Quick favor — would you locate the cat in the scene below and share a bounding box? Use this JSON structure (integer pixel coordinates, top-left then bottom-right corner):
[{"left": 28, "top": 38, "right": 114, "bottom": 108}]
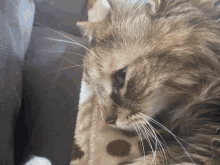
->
[{"left": 77, "top": 0, "right": 220, "bottom": 164}]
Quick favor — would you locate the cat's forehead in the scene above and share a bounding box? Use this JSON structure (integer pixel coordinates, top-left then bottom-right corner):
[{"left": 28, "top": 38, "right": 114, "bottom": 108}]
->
[
  {"left": 99, "top": 45, "right": 145, "bottom": 73},
  {"left": 105, "top": 53, "right": 127, "bottom": 71}
]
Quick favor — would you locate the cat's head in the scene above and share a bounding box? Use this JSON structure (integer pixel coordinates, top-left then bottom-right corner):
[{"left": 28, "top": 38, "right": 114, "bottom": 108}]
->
[{"left": 78, "top": 0, "right": 220, "bottom": 131}]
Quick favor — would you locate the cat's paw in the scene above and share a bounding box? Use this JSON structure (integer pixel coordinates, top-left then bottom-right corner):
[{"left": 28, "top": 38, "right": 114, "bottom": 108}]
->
[{"left": 24, "top": 156, "right": 52, "bottom": 165}]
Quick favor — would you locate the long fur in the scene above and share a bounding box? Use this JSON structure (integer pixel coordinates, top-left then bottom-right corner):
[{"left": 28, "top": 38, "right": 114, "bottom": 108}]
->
[{"left": 80, "top": 0, "right": 220, "bottom": 164}]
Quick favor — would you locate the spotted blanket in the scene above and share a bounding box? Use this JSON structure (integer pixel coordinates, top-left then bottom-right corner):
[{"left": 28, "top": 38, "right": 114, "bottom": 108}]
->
[{"left": 70, "top": 81, "right": 142, "bottom": 165}]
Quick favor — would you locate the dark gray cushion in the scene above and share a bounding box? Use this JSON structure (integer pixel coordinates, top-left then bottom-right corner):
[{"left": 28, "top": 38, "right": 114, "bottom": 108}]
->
[
  {"left": 0, "top": 0, "right": 88, "bottom": 164},
  {"left": 33, "top": 0, "right": 88, "bottom": 35},
  {"left": 0, "top": 0, "right": 35, "bottom": 164},
  {"left": 19, "top": 27, "right": 88, "bottom": 164}
]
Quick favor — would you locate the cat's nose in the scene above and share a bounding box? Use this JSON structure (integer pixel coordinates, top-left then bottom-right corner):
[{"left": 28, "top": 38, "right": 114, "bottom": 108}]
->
[{"left": 104, "top": 115, "right": 117, "bottom": 125}]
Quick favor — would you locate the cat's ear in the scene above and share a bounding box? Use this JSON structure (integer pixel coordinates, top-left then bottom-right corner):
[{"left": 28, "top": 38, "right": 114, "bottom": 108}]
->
[
  {"left": 77, "top": 21, "right": 97, "bottom": 42},
  {"left": 149, "top": 0, "right": 162, "bottom": 13}
]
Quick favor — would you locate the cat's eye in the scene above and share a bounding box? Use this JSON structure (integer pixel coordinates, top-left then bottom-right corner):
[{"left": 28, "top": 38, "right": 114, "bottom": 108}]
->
[{"left": 113, "top": 66, "right": 127, "bottom": 90}]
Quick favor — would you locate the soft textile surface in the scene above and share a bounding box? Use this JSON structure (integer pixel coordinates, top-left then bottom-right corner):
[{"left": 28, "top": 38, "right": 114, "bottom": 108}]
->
[
  {"left": 33, "top": 0, "right": 88, "bottom": 34},
  {"left": 22, "top": 26, "right": 87, "bottom": 164},
  {"left": 0, "top": 0, "right": 35, "bottom": 164},
  {"left": 70, "top": 82, "right": 142, "bottom": 165},
  {"left": 0, "top": 0, "right": 88, "bottom": 164}
]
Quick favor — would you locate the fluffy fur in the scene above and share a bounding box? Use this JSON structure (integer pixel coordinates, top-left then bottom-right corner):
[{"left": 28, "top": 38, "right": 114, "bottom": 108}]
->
[{"left": 74, "top": 0, "right": 220, "bottom": 164}]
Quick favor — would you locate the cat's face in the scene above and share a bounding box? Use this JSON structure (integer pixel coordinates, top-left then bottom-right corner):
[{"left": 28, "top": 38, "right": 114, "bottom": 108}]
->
[
  {"left": 84, "top": 41, "right": 188, "bottom": 131},
  {"left": 80, "top": 0, "right": 220, "bottom": 131}
]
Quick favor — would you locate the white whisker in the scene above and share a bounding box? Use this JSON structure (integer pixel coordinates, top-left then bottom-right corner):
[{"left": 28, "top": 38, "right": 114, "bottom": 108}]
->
[
  {"left": 56, "top": 55, "right": 83, "bottom": 72},
  {"left": 35, "top": 23, "right": 91, "bottom": 52},
  {"left": 132, "top": 122, "right": 146, "bottom": 160},
  {"left": 144, "top": 120, "right": 168, "bottom": 165},
  {"left": 139, "top": 119, "right": 167, "bottom": 165},
  {"left": 138, "top": 113, "right": 195, "bottom": 164},
  {"left": 45, "top": 37, "right": 83, "bottom": 46},
  {"left": 39, "top": 50, "right": 85, "bottom": 57},
  {"left": 58, "top": 65, "right": 83, "bottom": 72},
  {"left": 35, "top": 23, "right": 102, "bottom": 65},
  {"left": 61, "top": 56, "right": 83, "bottom": 68},
  {"left": 138, "top": 122, "right": 158, "bottom": 165},
  {"left": 44, "top": 37, "right": 101, "bottom": 64},
  {"left": 137, "top": 113, "right": 169, "bottom": 159},
  {"left": 37, "top": 49, "right": 84, "bottom": 72}
]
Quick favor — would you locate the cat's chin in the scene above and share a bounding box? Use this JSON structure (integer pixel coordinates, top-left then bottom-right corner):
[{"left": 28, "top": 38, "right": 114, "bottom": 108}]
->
[{"left": 110, "top": 120, "right": 135, "bottom": 131}]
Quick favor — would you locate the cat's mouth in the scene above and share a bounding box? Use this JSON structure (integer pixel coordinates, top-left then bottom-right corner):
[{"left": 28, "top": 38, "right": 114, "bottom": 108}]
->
[
  {"left": 106, "top": 113, "right": 148, "bottom": 131},
  {"left": 114, "top": 120, "right": 135, "bottom": 131},
  {"left": 102, "top": 114, "right": 137, "bottom": 131}
]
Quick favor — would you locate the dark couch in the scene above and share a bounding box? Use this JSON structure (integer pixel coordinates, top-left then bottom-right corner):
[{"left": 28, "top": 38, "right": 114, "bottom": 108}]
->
[{"left": 0, "top": 0, "right": 88, "bottom": 164}]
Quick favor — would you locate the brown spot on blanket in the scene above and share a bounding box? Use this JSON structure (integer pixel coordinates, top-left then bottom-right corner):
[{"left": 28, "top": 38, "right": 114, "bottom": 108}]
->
[{"left": 107, "top": 140, "right": 131, "bottom": 157}]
